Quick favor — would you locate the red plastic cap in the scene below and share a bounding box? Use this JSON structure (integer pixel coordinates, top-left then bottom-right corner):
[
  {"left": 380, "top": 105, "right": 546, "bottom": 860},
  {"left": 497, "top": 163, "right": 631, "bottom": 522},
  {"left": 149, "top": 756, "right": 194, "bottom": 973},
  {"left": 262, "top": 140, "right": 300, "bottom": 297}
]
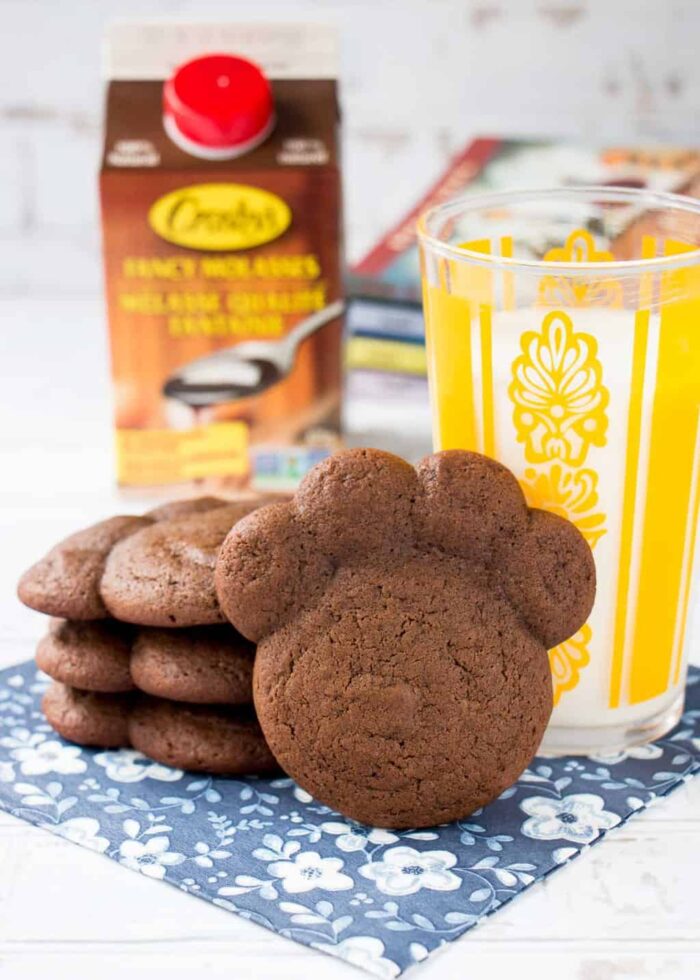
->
[{"left": 164, "top": 54, "right": 274, "bottom": 153}]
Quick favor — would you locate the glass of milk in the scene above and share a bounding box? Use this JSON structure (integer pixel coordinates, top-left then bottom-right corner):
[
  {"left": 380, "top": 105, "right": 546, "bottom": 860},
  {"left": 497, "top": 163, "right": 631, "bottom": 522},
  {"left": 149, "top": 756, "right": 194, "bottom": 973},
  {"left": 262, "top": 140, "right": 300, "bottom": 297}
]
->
[{"left": 418, "top": 187, "right": 700, "bottom": 754}]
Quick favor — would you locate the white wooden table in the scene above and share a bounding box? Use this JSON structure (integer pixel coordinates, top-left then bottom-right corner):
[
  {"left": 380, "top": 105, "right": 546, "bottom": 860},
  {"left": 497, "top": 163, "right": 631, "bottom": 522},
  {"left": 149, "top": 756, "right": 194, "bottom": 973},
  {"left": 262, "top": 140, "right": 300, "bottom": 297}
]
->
[{"left": 1, "top": 298, "right": 698, "bottom": 980}]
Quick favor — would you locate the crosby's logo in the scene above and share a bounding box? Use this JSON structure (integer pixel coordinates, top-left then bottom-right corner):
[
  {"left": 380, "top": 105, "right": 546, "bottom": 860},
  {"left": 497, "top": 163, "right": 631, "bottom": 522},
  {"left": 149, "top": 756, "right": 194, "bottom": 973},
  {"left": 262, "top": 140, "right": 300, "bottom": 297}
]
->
[{"left": 148, "top": 183, "right": 292, "bottom": 251}]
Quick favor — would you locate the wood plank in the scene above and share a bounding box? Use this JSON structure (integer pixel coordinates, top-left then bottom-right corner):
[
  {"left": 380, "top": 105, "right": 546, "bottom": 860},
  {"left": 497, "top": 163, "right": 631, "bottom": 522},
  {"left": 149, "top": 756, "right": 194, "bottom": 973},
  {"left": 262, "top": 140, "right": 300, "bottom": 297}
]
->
[
  {"left": 0, "top": 946, "right": 700, "bottom": 980},
  {"left": 0, "top": 809, "right": 697, "bottom": 947}
]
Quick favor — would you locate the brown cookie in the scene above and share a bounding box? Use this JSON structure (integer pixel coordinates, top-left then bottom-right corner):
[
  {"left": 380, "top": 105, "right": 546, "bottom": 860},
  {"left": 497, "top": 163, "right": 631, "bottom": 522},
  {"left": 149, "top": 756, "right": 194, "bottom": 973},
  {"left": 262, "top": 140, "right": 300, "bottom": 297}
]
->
[
  {"left": 18, "top": 515, "right": 152, "bottom": 620},
  {"left": 145, "top": 496, "right": 228, "bottom": 521},
  {"left": 42, "top": 682, "right": 277, "bottom": 775},
  {"left": 36, "top": 618, "right": 135, "bottom": 693},
  {"left": 36, "top": 619, "right": 254, "bottom": 704},
  {"left": 131, "top": 626, "right": 254, "bottom": 704},
  {"left": 43, "top": 682, "right": 131, "bottom": 747},
  {"left": 100, "top": 501, "right": 271, "bottom": 627},
  {"left": 129, "top": 698, "right": 278, "bottom": 775},
  {"left": 216, "top": 448, "right": 595, "bottom": 828}
]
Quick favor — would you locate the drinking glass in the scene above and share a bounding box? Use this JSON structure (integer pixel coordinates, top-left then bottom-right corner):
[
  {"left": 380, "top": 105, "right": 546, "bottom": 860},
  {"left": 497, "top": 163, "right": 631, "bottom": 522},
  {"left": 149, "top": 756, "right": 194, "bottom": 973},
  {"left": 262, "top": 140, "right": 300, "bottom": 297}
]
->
[{"left": 418, "top": 187, "right": 700, "bottom": 753}]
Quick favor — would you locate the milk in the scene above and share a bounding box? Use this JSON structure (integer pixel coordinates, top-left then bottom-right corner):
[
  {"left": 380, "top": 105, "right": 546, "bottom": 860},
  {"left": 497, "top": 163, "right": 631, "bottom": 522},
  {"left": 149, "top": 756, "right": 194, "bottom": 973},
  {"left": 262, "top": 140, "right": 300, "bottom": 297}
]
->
[{"left": 424, "top": 295, "right": 699, "bottom": 751}]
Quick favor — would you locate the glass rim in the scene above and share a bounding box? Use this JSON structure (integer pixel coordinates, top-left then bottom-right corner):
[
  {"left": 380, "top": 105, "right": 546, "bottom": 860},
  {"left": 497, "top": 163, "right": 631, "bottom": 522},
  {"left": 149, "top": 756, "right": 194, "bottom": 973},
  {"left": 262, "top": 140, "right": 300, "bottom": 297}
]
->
[{"left": 417, "top": 185, "right": 700, "bottom": 276}]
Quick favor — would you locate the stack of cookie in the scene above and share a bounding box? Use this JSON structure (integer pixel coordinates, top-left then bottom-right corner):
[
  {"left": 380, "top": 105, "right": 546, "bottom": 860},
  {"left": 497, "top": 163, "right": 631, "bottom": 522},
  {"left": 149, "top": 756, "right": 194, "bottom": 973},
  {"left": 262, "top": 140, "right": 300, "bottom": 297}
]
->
[{"left": 17, "top": 496, "right": 279, "bottom": 775}]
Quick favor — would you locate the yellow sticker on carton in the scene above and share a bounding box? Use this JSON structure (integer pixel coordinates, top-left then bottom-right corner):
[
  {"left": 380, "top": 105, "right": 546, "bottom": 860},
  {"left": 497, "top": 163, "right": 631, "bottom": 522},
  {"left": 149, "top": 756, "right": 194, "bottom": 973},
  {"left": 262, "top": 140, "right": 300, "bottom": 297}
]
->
[
  {"left": 148, "top": 183, "right": 292, "bottom": 252},
  {"left": 116, "top": 422, "right": 249, "bottom": 486}
]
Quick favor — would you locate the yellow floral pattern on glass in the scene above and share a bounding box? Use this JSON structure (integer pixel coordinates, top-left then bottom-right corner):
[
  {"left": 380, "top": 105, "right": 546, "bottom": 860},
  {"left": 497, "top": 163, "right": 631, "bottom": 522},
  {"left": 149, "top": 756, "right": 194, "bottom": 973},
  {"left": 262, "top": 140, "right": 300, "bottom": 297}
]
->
[
  {"left": 509, "top": 310, "right": 610, "bottom": 466},
  {"left": 521, "top": 464, "right": 606, "bottom": 550},
  {"left": 549, "top": 625, "right": 593, "bottom": 707},
  {"left": 539, "top": 229, "right": 623, "bottom": 308},
  {"left": 509, "top": 232, "right": 616, "bottom": 705}
]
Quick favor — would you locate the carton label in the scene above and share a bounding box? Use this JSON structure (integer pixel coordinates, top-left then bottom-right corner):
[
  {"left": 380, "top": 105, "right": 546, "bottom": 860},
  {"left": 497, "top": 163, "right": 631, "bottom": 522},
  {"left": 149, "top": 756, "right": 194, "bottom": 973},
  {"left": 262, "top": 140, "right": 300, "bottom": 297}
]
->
[
  {"left": 116, "top": 422, "right": 249, "bottom": 485},
  {"left": 147, "top": 182, "right": 292, "bottom": 251}
]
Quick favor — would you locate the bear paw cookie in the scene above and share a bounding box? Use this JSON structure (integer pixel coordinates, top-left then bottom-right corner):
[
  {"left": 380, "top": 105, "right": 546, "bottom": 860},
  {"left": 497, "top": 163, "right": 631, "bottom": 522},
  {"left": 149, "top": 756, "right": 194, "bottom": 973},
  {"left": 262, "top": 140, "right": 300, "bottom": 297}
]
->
[{"left": 215, "top": 448, "right": 595, "bottom": 828}]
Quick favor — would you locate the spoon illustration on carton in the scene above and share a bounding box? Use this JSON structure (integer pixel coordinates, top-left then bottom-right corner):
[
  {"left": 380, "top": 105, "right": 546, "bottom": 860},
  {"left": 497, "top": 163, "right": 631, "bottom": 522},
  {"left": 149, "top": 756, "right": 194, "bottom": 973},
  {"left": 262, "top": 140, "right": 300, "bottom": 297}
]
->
[{"left": 163, "top": 300, "right": 344, "bottom": 408}]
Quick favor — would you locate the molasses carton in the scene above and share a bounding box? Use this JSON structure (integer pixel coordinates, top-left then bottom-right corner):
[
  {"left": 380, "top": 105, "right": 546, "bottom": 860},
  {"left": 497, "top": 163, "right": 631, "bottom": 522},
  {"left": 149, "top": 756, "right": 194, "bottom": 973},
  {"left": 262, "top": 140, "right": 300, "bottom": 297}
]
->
[{"left": 100, "top": 23, "right": 343, "bottom": 491}]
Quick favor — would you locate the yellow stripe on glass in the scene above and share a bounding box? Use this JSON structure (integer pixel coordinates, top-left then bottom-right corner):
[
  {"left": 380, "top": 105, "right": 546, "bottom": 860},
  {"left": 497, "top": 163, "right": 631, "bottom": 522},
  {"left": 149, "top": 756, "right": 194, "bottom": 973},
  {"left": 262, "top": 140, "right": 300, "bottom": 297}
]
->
[
  {"left": 458, "top": 239, "right": 499, "bottom": 457},
  {"left": 422, "top": 262, "right": 477, "bottom": 451},
  {"left": 608, "top": 236, "right": 656, "bottom": 708},
  {"left": 479, "top": 306, "right": 495, "bottom": 457},
  {"left": 422, "top": 241, "right": 495, "bottom": 452},
  {"left": 628, "top": 245, "right": 700, "bottom": 704},
  {"left": 673, "top": 411, "right": 700, "bottom": 686}
]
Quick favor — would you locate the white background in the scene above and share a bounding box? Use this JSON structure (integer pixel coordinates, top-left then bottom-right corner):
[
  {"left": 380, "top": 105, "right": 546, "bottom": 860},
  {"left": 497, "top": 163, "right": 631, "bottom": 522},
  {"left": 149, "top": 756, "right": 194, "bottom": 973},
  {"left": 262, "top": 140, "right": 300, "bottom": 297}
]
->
[
  {"left": 1, "top": 2, "right": 700, "bottom": 978},
  {"left": 1, "top": 0, "right": 700, "bottom": 295}
]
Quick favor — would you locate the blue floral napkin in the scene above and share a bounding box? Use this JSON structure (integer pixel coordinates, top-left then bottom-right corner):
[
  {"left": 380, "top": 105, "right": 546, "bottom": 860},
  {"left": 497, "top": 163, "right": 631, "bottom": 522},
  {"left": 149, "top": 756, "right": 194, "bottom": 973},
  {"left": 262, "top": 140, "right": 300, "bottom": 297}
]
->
[{"left": 1, "top": 661, "right": 698, "bottom": 977}]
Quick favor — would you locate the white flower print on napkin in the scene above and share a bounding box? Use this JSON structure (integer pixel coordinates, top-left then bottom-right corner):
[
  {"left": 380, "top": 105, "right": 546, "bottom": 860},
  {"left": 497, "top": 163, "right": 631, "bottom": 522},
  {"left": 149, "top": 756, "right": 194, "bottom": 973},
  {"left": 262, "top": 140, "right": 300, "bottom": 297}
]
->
[
  {"left": 119, "top": 835, "right": 186, "bottom": 879},
  {"left": 94, "top": 749, "right": 182, "bottom": 783},
  {"left": 320, "top": 822, "right": 400, "bottom": 852},
  {"left": 359, "top": 847, "right": 461, "bottom": 896},
  {"left": 268, "top": 850, "right": 354, "bottom": 894},
  {"left": 11, "top": 739, "right": 86, "bottom": 777},
  {"left": 520, "top": 793, "right": 620, "bottom": 844},
  {"left": 589, "top": 743, "right": 663, "bottom": 765},
  {"left": 52, "top": 816, "right": 109, "bottom": 853}
]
